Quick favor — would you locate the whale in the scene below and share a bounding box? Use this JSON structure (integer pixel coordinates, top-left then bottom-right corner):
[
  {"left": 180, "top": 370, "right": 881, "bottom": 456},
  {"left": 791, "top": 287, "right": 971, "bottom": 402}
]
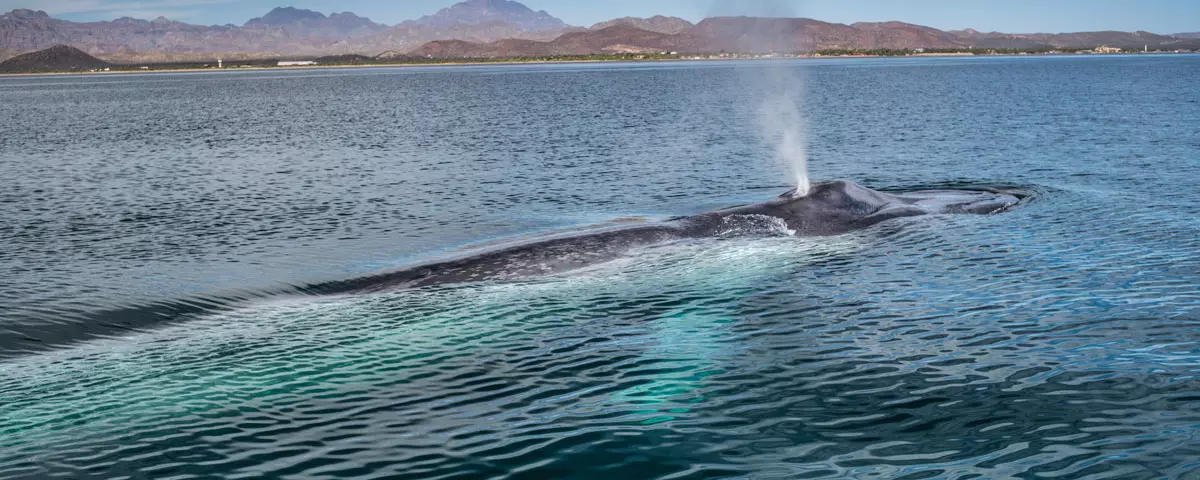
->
[
  {"left": 0, "top": 180, "right": 1021, "bottom": 358},
  {"left": 309, "top": 180, "right": 1021, "bottom": 294}
]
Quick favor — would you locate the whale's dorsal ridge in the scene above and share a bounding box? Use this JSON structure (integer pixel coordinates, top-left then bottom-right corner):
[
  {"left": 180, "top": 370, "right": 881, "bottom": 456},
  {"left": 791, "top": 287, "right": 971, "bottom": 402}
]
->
[{"left": 327, "top": 180, "right": 1019, "bottom": 292}]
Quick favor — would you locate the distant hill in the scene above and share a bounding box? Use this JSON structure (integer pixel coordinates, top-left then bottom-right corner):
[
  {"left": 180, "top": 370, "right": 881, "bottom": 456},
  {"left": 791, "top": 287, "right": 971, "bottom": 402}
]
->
[
  {"left": 409, "top": 24, "right": 697, "bottom": 58},
  {"left": 951, "top": 29, "right": 1197, "bottom": 50},
  {"left": 590, "top": 16, "right": 694, "bottom": 35},
  {"left": 243, "top": 7, "right": 386, "bottom": 39},
  {"left": 0, "top": 1, "right": 1197, "bottom": 62},
  {"left": 948, "top": 30, "right": 1053, "bottom": 49},
  {"left": 366, "top": 21, "right": 577, "bottom": 58},
  {"left": 0, "top": 3, "right": 574, "bottom": 60},
  {"left": 409, "top": 0, "right": 567, "bottom": 31},
  {"left": 411, "top": 17, "right": 986, "bottom": 59},
  {"left": 849, "top": 21, "right": 965, "bottom": 49},
  {"left": 0, "top": 8, "right": 322, "bottom": 59},
  {"left": 362, "top": 0, "right": 578, "bottom": 55},
  {"left": 684, "top": 17, "right": 967, "bottom": 52},
  {"left": 1170, "top": 32, "right": 1200, "bottom": 39},
  {"left": 0, "top": 44, "right": 110, "bottom": 73},
  {"left": 246, "top": 6, "right": 325, "bottom": 26}
]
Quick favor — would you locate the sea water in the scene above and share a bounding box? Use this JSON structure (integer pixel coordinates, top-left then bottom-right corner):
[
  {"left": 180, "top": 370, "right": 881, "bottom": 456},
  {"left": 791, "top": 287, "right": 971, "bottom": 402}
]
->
[{"left": 1, "top": 56, "right": 1198, "bottom": 479}]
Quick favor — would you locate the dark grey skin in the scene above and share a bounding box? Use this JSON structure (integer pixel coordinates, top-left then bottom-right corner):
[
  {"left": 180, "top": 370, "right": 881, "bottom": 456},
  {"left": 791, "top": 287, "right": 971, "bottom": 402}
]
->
[
  {"left": 0, "top": 180, "right": 1021, "bottom": 357},
  {"left": 316, "top": 180, "right": 1020, "bottom": 293}
]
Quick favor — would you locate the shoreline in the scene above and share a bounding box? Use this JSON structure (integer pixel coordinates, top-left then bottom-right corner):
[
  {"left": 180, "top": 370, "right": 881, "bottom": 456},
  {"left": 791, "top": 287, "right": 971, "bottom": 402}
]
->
[
  {"left": 0, "top": 58, "right": 686, "bottom": 77},
  {"left": 1, "top": 51, "right": 1193, "bottom": 78}
]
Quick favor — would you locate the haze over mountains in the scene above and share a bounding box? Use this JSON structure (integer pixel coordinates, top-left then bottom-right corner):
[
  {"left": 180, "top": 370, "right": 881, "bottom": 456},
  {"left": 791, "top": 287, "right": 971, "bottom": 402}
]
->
[{"left": 2, "top": 0, "right": 1198, "bottom": 63}]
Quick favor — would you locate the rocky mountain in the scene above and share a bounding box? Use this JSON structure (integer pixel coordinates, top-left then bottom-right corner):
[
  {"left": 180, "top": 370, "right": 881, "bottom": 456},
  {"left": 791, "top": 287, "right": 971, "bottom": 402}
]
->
[
  {"left": 590, "top": 16, "right": 693, "bottom": 35},
  {"left": 0, "top": 2, "right": 576, "bottom": 61},
  {"left": 409, "top": 24, "right": 698, "bottom": 58},
  {"left": 687, "top": 17, "right": 846, "bottom": 52},
  {"left": 690, "top": 17, "right": 974, "bottom": 52},
  {"left": 409, "top": 0, "right": 567, "bottom": 31},
  {"left": 1174, "top": 32, "right": 1200, "bottom": 39},
  {"left": 411, "top": 17, "right": 972, "bottom": 59},
  {"left": 0, "top": 44, "right": 109, "bottom": 73},
  {"left": 947, "top": 30, "right": 1053, "bottom": 49},
  {"left": 407, "top": 15, "right": 1200, "bottom": 59},
  {"left": 849, "top": 21, "right": 965, "bottom": 49},
  {"left": 953, "top": 29, "right": 1193, "bottom": 50},
  {"left": 334, "top": 0, "right": 584, "bottom": 55},
  {"left": 0, "top": 8, "right": 330, "bottom": 59},
  {"left": 243, "top": 7, "right": 386, "bottom": 39},
  {"left": 365, "top": 21, "right": 576, "bottom": 58},
  {"left": 246, "top": 6, "right": 325, "bottom": 26},
  {"left": 0, "top": 1, "right": 1196, "bottom": 63}
]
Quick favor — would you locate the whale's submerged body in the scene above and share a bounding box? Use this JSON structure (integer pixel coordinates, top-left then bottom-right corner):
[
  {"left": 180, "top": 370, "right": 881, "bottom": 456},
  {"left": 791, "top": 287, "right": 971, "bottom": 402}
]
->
[
  {"left": 0, "top": 180, "right": 1023, "bottom": 357},
  {"left": 313, "top": 180, "right": 1021, "bottom": 294}
]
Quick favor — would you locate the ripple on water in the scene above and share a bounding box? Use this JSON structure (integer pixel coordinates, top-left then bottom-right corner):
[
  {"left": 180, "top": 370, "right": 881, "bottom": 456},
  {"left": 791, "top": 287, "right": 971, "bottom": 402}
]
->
[
  {"left": 1, "top": 227, "right": 1198, "bottom": 478},
  {"left": 2, "top": 57, "right": 1200, "bottom": 479}
]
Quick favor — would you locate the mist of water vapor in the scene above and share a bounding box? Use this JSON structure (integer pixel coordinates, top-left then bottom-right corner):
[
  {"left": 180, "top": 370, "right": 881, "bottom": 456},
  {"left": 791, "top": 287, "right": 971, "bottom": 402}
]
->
[
  {"left": 709, "top": 0, "right": 812, "bottom": 196},
  {"left": 758, "top": 86, "right": 810, "bottom": 196}
]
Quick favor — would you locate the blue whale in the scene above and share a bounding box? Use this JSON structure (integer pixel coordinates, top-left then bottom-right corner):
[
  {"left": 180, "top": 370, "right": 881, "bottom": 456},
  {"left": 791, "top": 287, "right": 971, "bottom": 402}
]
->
[
  {"left": 0, "top": 180, "right": 1020, "bottom": 357},
  {"left": 317, "top": 180, "right": 1021, "bottom": 293}
]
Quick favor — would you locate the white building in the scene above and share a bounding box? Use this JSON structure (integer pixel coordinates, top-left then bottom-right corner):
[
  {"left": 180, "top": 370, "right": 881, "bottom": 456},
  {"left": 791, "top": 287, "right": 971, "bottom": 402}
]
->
[{"left": 278, "top": 60, "right": 318, "bottom": 67}]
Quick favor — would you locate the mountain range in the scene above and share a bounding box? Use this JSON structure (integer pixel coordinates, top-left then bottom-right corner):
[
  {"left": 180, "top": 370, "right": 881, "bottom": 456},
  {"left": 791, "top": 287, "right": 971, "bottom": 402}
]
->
[{"left": 2, "top": 0, "right": 1198, "bottom": 63}]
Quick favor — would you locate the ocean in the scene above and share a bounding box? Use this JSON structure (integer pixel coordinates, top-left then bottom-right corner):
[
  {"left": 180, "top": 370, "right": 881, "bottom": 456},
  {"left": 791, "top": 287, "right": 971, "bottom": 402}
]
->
[{"left": 1, "top": 55, "right": 1197, "bottom": 479}]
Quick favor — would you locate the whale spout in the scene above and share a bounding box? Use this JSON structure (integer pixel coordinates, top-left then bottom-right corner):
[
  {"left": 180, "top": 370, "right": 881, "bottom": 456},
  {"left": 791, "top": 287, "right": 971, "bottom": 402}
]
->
[{"left": 778, "top": 186, "right": 808, "bottom": 199}]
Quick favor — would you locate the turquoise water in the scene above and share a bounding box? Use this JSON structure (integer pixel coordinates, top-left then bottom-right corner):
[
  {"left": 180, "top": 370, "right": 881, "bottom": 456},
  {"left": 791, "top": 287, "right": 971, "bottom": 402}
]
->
[{"left": 1, "top": 56, "right": 1198, "bottom": 478}]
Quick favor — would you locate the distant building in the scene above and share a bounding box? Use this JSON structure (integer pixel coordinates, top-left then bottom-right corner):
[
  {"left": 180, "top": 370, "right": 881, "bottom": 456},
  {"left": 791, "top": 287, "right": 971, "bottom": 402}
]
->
[
  {"left": 1094, "top": 45, "right": 1122, "bottom": 54},
  {"left": 278, "top": 60, "right": 317, "bottom": 67}
]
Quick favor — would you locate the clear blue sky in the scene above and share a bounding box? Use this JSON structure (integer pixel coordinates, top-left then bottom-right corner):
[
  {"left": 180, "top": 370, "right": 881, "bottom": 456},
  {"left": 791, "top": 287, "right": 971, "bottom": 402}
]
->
[{"left": 7, "top": 0, "right": 1198, "bottom": 34}]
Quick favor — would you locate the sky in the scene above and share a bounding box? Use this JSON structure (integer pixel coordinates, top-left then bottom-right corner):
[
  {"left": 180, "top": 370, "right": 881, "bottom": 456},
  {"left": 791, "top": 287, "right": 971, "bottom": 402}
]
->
[{"left": 5, "top": 0, "right": 1199, "bottom": 34}]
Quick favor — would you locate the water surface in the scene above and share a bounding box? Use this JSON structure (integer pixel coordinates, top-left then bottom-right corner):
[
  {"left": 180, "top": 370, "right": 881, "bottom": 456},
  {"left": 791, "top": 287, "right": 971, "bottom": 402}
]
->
[{"left": 1, "top": 55, "right": 1198, "bottom": 479}]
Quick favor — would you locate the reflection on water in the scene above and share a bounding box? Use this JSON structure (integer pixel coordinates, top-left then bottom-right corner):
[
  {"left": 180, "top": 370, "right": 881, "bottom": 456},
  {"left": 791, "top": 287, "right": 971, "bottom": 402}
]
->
[{"left": 1, "top": 56, "right": 1198, "bottom": 478}]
